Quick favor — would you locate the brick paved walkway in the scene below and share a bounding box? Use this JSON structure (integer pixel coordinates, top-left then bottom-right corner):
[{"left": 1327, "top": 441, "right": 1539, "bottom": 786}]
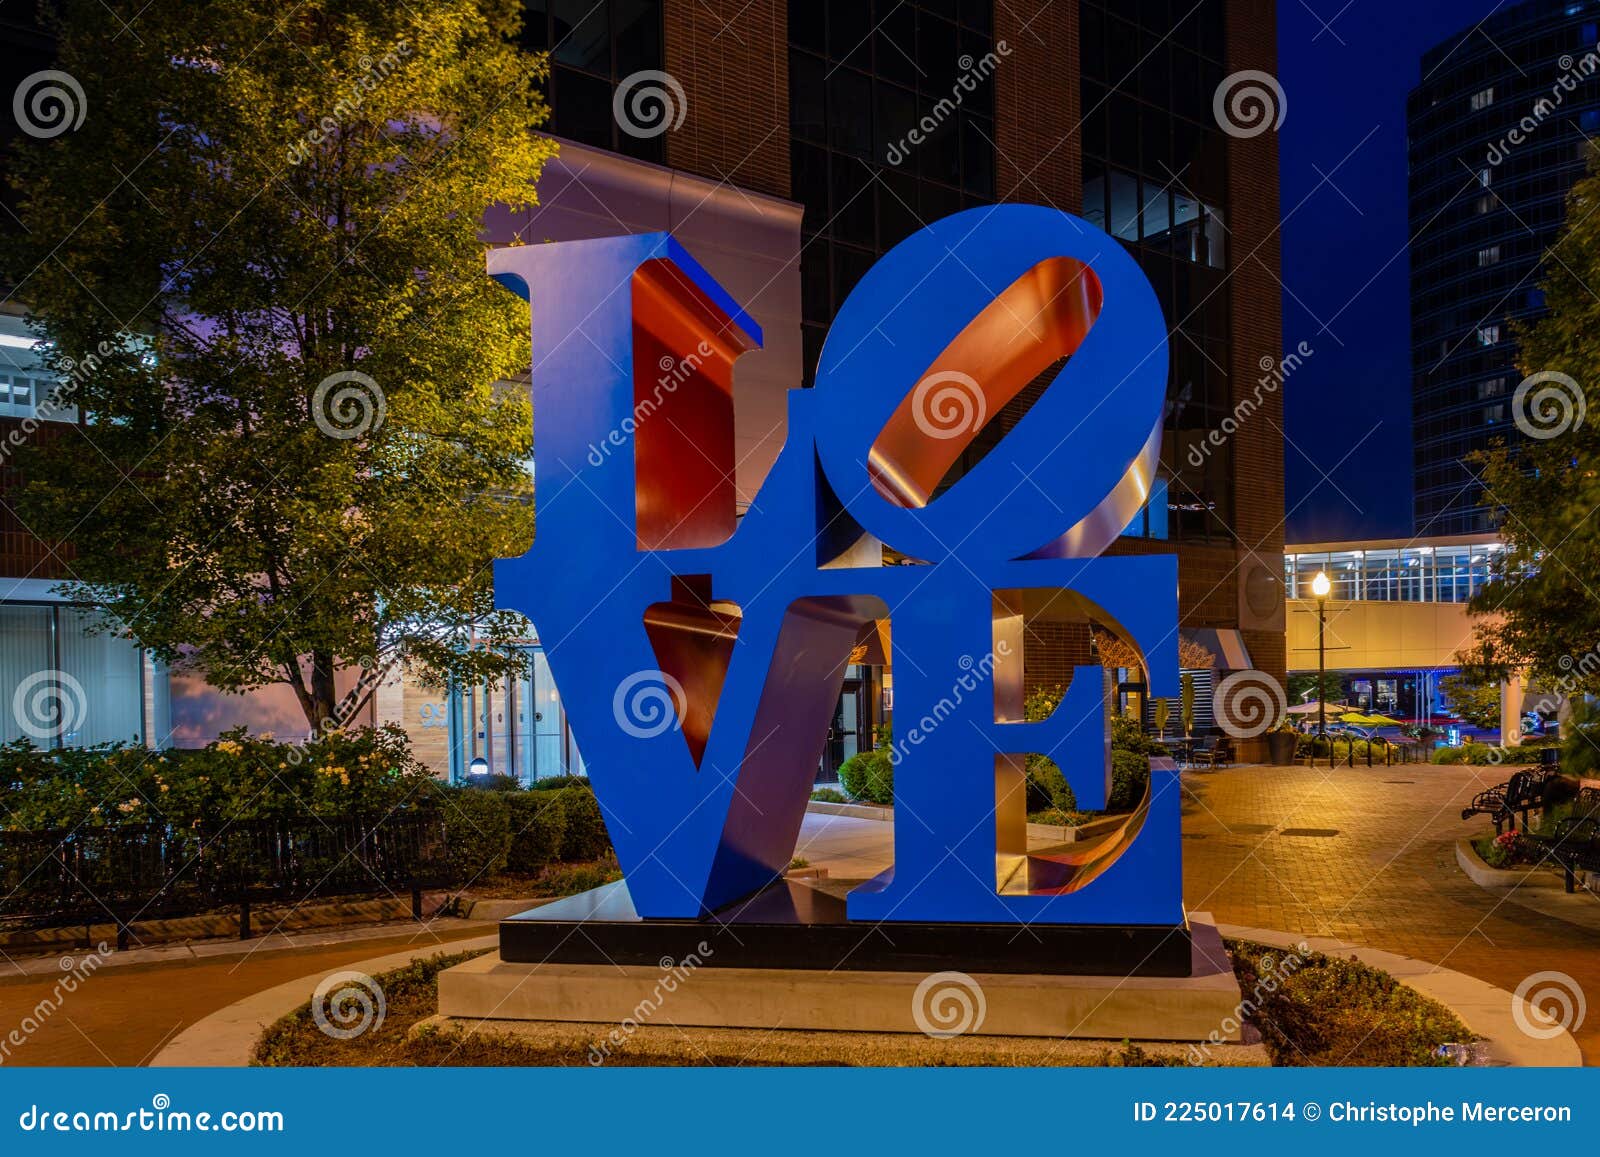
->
[
  {"left": 1181, "top": 762, "right": 1600, "bottom": 1064},
  {"left": 2, "top": 764, "right": 1595, "bottom": 1066}
]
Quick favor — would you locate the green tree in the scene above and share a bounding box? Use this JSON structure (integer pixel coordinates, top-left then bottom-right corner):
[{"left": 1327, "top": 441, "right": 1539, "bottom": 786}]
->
[
  {"left": 3, "top": 1, "right": 554, "bottom": 730},
  {"left": 1469, "top": 147, "right": 1600, "bottom": 697},
  {"left": 1287, "top": 672, "right": 1343, "bottom": 706},
  {"left": 1437, "top": 673, "right": 1501, "bottom": 731}
]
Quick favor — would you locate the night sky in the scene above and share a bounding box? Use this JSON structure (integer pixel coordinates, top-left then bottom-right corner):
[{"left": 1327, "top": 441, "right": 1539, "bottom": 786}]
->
[{"left": 1278, "top": 0, "right": 1509, "bottom": 543}]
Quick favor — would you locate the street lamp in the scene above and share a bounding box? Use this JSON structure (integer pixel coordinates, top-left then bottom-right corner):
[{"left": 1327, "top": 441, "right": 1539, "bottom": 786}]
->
[{"left": 1310, "top": 570, "right": 1332, "bottom": 742}]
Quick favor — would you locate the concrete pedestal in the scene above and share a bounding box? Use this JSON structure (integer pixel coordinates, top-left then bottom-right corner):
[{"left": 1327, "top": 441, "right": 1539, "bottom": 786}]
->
[{"left": 438, "top": 913, "right": 1244, "bottom": 1042}]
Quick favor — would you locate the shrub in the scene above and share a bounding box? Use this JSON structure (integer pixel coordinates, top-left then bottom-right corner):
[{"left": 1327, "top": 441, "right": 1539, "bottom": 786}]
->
[
  {"left": 549, "top": 788, "right": 611, "bottom": 861},
  {"left": 531, "top": 774, "right": 591, "bottom": 791},
  {"left": 0, "top": 725, "right": 437, "bottom": 832},
  {"left": 1227, "top": 939, "right": 1471, "bottom": 1066},
  {"left": 1027, "top": 807, "right": 1085, "bottom": 827},
  {"left": 1025, "top": 754, "right": 1077, "bottom": 813},
  {"left": 436, "top": 788, "right": 511, "bottom": 883},
  {"left": 809, "top": 788, "right": 848, "bottom": 803},
  {"left": 503, "top": 792, "right": 568, "bottom": 874},
  {"left": 1109, "top": 749, "right": 1149, "bottom": 811},
  {"left": 1431, "top": 745, "right": 1466, "bottom": 765},
  {"left": 838, "top": 748, "right": 894, "bottom": 804}
]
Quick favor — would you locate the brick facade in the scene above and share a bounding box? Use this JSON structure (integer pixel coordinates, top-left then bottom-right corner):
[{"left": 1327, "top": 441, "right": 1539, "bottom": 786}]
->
[
  {"left": 662, "top": 0, "right": 790, "bottom": 201},
  {"left": 994, "top": 1, "right": 1081, "bottom": 213},
  {"left": 1223, "top": 0, "right": 1287, "bottom": 688}
]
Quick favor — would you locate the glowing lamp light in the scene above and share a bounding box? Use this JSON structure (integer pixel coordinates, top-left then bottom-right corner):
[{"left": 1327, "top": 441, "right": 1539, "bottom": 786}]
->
[{"left": 1310, "top": 571, "right": 1332, "bottom": 599}]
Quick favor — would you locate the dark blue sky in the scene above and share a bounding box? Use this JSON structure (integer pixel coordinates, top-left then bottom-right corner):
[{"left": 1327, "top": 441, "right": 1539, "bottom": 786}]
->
[{"left": 1278, "top": 0, "right": 1507, "bottom": 542}]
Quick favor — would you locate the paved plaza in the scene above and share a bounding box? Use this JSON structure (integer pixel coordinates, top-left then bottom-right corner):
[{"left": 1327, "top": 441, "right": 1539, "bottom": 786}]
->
[{"left": 2, "top": 762, "right": 1596, "bottom": 1066}]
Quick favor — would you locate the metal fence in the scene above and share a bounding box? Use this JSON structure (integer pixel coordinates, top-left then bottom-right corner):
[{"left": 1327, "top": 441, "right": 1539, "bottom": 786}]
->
[{"left": 0, "top": 811, "right": 453, "bottom": 947}]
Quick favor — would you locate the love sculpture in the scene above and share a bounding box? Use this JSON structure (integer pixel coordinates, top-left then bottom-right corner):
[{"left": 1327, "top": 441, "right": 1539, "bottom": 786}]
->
[{"left": 488, "top": 205, "right": 1183, "bottom": 940}]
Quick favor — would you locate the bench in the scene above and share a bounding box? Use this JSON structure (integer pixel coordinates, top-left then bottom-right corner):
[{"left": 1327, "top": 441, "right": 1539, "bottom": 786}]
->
[
  {"left": 1189, "top": 736, "right": 1233, "bottom": 769},
  {"left": 1527, "top": 788, "right": 1600, "bottom": 894},
  {"left": 1460, "top": 768, "right": 1558, "bottom": 835}
]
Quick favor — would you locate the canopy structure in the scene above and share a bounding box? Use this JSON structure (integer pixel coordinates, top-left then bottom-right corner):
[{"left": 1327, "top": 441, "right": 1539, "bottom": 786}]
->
[{"left": 1287, "top": 700, "right": 1348, "bottom": 716}]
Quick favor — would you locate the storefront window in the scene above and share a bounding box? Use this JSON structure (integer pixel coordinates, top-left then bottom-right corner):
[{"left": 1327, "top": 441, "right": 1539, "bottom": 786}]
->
[{"left": 0, "top": 604, "right": 144, "bottom": 748}]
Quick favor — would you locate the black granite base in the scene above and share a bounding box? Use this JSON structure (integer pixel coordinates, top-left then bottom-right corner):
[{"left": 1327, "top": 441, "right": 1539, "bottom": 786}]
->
[{"left": 499, "top": 880, "right": 1192, "bottom": 978}]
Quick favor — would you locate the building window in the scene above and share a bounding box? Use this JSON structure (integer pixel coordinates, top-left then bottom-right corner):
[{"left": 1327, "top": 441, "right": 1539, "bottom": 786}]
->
[
  {"left": 1477, "top": 325, "right": 1501, "bottom": 346},
  {"left": 1469, "top": 86, "right": 1494, "bottom": 111},
  {"left": 1475, "top": 194, "right": 1494, "bottom": 214},
  {"left": 1476, "top": 376, "right": 1506, "bottom": 399},
  {"left": 0, "top": 604, "right": 148, "bottom": 748},
  {"left": 788, "top": 0, "right": 998, "bottom": 386},
  {"left": 521, "top": 0, "right": 666, "bottom": 162},
  {"left": 1478, "top": 167, "right": 1492, "bottom": 187},
  {"left": 1084, "top": 168, "right": 1225, "bottom": 269},
  {"left": 1477, "top": 245, "right": 1500, "bottom": 266}
]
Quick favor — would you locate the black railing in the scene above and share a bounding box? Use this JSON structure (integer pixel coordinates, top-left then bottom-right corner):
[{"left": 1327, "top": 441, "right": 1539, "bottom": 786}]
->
[{"left": 0, "top": 811, "right": 453, "bottom": 948}]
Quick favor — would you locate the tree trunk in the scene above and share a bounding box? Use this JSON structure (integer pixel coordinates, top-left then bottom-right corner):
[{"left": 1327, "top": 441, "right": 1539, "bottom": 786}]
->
[{"left": 309, "top": 650, "right": 339, "bottom": 733}]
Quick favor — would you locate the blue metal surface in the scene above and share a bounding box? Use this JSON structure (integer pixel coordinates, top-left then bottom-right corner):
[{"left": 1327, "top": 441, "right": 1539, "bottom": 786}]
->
[{"left": 488, "top": 205, "right": 1182, "bottom": 925}]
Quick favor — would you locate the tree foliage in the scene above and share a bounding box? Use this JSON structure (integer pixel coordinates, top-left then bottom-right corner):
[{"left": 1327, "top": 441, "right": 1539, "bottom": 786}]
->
[
  {"left": 1469, "top": 147, "right": 1600, "bottom": 695},
  {"left": 1436, "top": 673, "right": 1501, "bottom": 731},
  {"left": 2, "top": 1, "right": 554, "bottom": 730}
]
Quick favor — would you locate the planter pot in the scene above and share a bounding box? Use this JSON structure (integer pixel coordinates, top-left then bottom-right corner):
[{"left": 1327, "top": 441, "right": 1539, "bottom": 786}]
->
[{"left": 1266, "top": 731, "right": 1297, "bottom": 766}]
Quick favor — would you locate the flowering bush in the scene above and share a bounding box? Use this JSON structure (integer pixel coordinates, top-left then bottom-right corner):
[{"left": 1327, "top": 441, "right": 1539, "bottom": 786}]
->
[{"left": 0, "top": 725, "right": 438, "bottom": 832}]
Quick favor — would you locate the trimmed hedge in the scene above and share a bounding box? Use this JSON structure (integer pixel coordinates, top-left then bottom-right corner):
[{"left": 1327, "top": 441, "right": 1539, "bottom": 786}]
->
[
  {"left": 439, "top": 788, "right": 513, "bottom": 883},
  {"left": 838, "top": 749, "right": 893, "bottom": 804},
  {"left": 503, "top": 792, "right": 567, "bottom": 874},
  {"left": 1109, "top": 749, "right": 1150, "bottom": 811},
  {"left": 548, "top": 788, "right": 611, "bottom": 861}
]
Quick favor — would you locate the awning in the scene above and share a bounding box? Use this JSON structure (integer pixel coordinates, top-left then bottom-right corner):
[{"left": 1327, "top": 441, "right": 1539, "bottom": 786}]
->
[{"left": 1181, "top": 628, "right": 1254, "bottom": 670}]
